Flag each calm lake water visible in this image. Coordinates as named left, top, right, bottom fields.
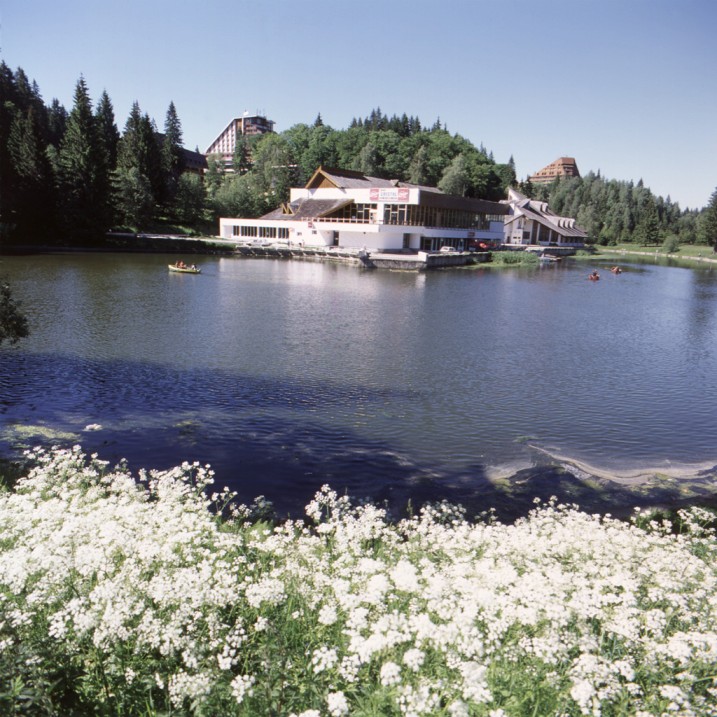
left=1, top=252, right=716, bottom=518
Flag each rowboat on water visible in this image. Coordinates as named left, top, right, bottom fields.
left=168, top=263, right=201, bottom=274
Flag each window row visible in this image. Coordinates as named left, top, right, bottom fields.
left=323, top=202, right=503, bottom=229
left=232, top=225, right=290, bottom=239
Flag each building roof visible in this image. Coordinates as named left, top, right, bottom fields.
left=503, top=188, right=587, bottom=238
left=261, top=197, right=353, bottom=220
left=303, top=167, right=508, bottom=214
left=305, top=166, right=403, bottom=190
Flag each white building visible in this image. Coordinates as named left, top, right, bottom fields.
left=502, top=188, right=588, bottom=246
left=219, top=167, right=508, bottom=252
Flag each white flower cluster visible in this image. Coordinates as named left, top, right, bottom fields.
left=2, top=449, right=717, bottom=716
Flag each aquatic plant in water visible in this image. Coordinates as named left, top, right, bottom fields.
left=1, top=446, right=716, bottom=716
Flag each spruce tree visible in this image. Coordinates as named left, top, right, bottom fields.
left=117, top=102, right=162, bottom=210
left=95, top=90, right=120, bottom=170
left=161, top=101, right=184, bottom=210
left=0, top=64, right=19, bottom=229
left=47, top=99, right=68, bottom=148
left=700, top=186, right=717, bottom=251
left=7, top=107, right=55, bottom=237
left=56, top=77, right=110, bottom=242
left=117, top=101, right=143, bottom=171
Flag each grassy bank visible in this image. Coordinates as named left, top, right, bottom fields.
left=602, top=243, right=715, bottom=259
left=2, top=447, right=717, bottom=716
left=589, top=243, right=717, bottom=264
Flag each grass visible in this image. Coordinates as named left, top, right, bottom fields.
left=595, top=243, right=716, bottom=260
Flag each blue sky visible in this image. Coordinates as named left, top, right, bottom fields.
left=2, top=0, right=715, bottom=209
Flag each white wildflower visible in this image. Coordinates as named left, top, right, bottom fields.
left=311, top=645, right=338, bottom=673
left=448, top=701, right=470, bottom=717
left=327, top=690, right=349, bottom=716
left=230, top=674, right=255, bottom=704
left=318, top=603, right=338, bottom=626
left=380, top=661, right=401, bottom=686
left=403, top=648, right=425, bottom=672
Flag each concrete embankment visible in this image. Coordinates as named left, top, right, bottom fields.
left=232, top=243, right=493, bottom=270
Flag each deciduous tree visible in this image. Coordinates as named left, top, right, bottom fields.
left=0, top=281, right=29, bottom=345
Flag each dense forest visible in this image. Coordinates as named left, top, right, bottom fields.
left=1, top=63, right=715, bottom=249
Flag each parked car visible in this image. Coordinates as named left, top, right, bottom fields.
left=440, top=245, right=458, bottom=252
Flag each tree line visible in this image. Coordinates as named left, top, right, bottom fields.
left=1, top=63, right=715, bottom=250
left=522, top=173, right=714, bottom=249
left=0, top=63, right=203, bottom=245
left=205, top=108, right=515, bottom=223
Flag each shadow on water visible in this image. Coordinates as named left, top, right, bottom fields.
left=2, top=351, right=717, bottom=523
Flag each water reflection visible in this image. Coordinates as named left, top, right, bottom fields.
left=1, top=252, right=716, bottom=519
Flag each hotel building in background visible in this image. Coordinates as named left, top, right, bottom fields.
left=205, top=112, right=275, bottom=170
left=528, top=157, right=581, bottom=185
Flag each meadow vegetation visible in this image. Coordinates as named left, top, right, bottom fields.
left=2, top=446, right=717, bottom=716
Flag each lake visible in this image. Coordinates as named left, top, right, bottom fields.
left=1, top=252, right=716, bottom=519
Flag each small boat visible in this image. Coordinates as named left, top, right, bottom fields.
left=539, top=254, right=561, bottom=263
left=168, top=263, right=201, bottom=274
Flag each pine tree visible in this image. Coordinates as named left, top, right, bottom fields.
left=47, top=99, right=68, bottom=148
left=56, top=77, right=110, bottom=242
left=117, top=102, right=162, bottom=208
left=699, top=186, right=717, bottom=251
left=7, top=106, right=55, bottom=236
left=95, top=90, right=120, bottom=170
left=117, top=102, right=143, bottom=171
left=161, top=101, right=184, bottom=209
left=634, top=196, right=661, bottom=245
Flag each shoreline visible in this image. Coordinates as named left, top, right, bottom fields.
left=528, top=444, right=717, bottom=486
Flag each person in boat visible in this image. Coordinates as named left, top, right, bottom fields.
left=176, top=260, right=186, bottom=269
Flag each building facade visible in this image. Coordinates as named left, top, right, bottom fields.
left=205, top=112, right=275, bottom=170
left=528, top=157, right=580, bottom=185
left=502, top=188, right=587, bottom=246
left=219, top=167, right=508, bottom=252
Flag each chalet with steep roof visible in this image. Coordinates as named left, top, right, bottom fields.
left=219, top=167, right=508, bottom=252
left=502, top=188, right=587, bottom=246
